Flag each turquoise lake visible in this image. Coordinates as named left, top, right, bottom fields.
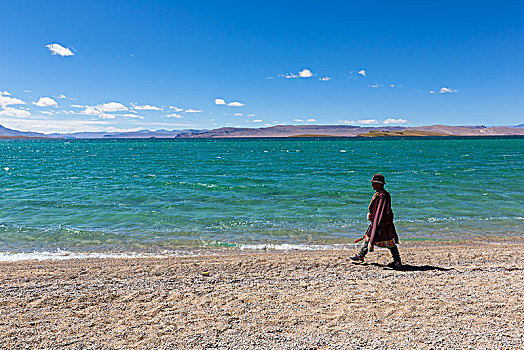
left=0, top=137, right=522, bottom=254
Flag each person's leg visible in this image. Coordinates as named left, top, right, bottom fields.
left=388, top=245, right=401, bottom=264
left=350, top=242, right=368, bottom=261
left=358, top=244, right=369, bottom=258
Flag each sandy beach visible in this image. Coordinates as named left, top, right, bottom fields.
left=1, top=241, right=523, bottom=349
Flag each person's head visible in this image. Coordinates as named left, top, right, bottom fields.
left=370, top=174, right=386, bottom=190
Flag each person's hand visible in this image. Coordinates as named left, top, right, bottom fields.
left=367, top=213, right=371, bottom=221
left=368, top=243, right=374, bottom=252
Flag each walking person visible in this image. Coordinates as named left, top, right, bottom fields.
left=350, top=174, right=402, bottom=268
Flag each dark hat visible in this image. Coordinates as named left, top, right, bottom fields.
left=370, top=174, right=386, bottom=184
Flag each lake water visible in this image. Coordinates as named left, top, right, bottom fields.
left=0, top=137, right=522, bottom=258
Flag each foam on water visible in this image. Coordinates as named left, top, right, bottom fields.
left=0, top=249, right=197, bottom=262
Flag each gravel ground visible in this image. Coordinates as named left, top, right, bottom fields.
left=1, top=241, right=523, bottom=349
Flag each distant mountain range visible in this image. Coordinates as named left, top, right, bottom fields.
left=1, top=124, right=523, bottom=139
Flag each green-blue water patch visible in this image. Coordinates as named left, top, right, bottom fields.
left=0, top=137, right=522, bottom=252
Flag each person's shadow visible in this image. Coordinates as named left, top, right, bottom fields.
left=367, top=262, right=452, bottom=271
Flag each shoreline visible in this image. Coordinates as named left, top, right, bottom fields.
left=1, top=236, right=524, bottom=262
left=1, top=241, right=523, bottom=348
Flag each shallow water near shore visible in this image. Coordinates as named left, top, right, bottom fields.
left=0, top=137, right=522, bottom=256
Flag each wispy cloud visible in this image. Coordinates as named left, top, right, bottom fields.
left=294, top=119, right=304, bottom=122
left=306, top=118, right=316, bottom=122
left=279, top=68, right=315, bottom=79
left=383, top=118, right=408, bottom=124
left=132, top=104, right=162, bottom=111
left=215, top=98, right=245, bottom=107
left=348, top=69, right=367, bottom=79
left=33, top=97, right=58, bottom=107
left=319, top=76, right=331, bottom=81
left=369, top=84, right=384, bottom=88
left=170, top=106, right=184, bottom=112
left=46, top=43, right=74, bottom=57
left=0, top=95, right=25, bottom=106
left=252, top=119, right=263, bottom=123
left=1, top=91, right=11, bottom=96
left=185, top=109, right=202, bottom=113
left=227, top=101, right=244, bottom=107
left=339, top=119, right=379, bottom=125
left=439, top=87, right=458, bottom=93
left=0, top=107, right=31, bottom=118
left=234, top=113, right=243, bottom=116
left=80, top=102, right=128, bottom=118
left=430, top=87, right=458, bottom=94
left=118, top=113, right=144, bottom=119
left=39, top=111, right=57, bottom=116
left=165, top=113, right=183, bottom=118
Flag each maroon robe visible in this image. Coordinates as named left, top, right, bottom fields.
left=365, top=188, right=399, bottom=247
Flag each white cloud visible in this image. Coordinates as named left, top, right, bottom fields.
left=33, top=97, right=58, bottom=107
left=234, top=113, right=243, bottom=116
left=0, top=95, right=25, bottom=106
left=306, top=118, right=316, bottom=122
left=23, top=90, right=32, bottom=93
left=358, top=70, right=366, bottom=77
left=339, top=119, right=379, bottom=125
left=79, top=102, right=128, bottom=118
left=165, top=113, right=183, bottom=118
left=39, top=111, right=57, bottom=116
left=70, top=104, right=84, bottom=108
left=170, top=106, right=184, bottom=112
left=132, top=104, right=162, bottom=110
left=0, top=117, right=144, bottom=134
left=252, top=119, right=263, bottom=123
left=185, top=109, right=202, bottom=113
left=369, top=84, right=384, bottom=88
left=294, top=119, right=304, bottom=122
left=118, top=113, right=144, bottom=119
left=358, top=119, right=378, bottom=124
left=93, top=102, right=128, bottom=112
left=46, top=43, right=74, bottom=57
left=0, top=107, right=31, bottom=118
left=57, top=94, right=67, bottom=99
left=439, top=87, right=458, bottom=93
left=247, top=114, right=256, bottom=117
left=383, top=118, right=408, bottom=124
left=1, top=91, right=11, bottom=95
left=429, top=91, right=436, bottom=94
left=215, top=98, right=245, bottom=107
left=299, top=69, right=313, bottom=78
left=319, top=77, right=331, bottom=81
left=227, top=101, right=244, bottom=107
left=279, top=68, right=316, bottom=79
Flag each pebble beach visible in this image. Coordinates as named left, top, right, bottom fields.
left=1, top=240, right=523, bottom=349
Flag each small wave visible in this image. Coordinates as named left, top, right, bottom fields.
left=0, top=249, right=196, bottom=262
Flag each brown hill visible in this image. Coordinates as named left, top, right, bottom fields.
left=357, top=130, right=448, bottom=137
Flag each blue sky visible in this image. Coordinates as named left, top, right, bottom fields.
left=1, top=1, right=523, bottom=133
